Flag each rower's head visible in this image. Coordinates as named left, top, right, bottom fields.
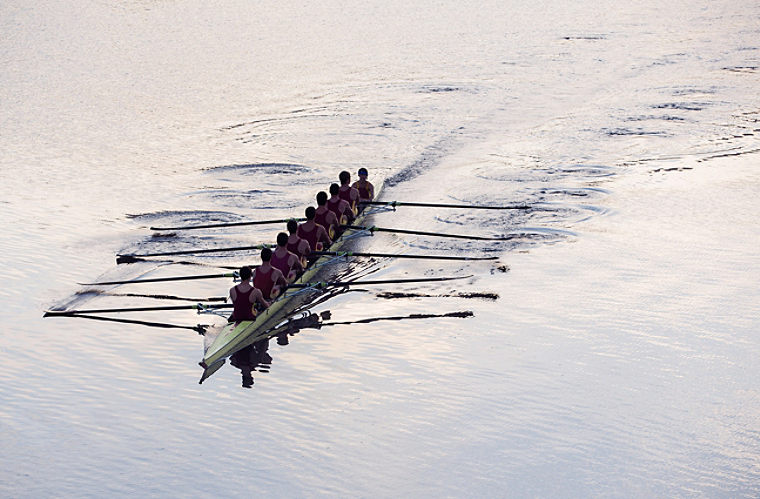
left=339, top=170, right=350, bottom=185
left=329, top=183, right=340, bottom=196
left=357, top=167, right=368, bottom=179
left=305, top=206, right=316, bottom=220
left=239, top=266, right=252, bottom=281
left=260, top=247, right=272, bottom=262
left=316, top=191, right=328, bottom=206
left=276, top=232, right=288, bottom=247
left=287, top=219, right=298, bottom=234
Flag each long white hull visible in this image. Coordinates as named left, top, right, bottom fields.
left=199, top=184, right=381, bottom=382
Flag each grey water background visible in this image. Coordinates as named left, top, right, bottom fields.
left=2, top=0, right=760, bottom=496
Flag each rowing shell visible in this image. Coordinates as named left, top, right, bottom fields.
left=199, top=183, right=383, bottom=383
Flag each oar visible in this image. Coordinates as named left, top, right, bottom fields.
left=44, top=303, right=231, bottom=316
left=79, top=272, right=237, bottom=286
left=310, top=250, right=497, bottom=261
left=288, top=274, right=471, bottom=289
left=42, top=313, right=209, bottom=334
left=323, top=310, right=474, bottom=326
left=343, top=225, right=518, bottom=241
left=150, top=218, right=304, bottom=231
left=117, top=244, right=271, bottom=263
left=101, top=292, right=228, bottom=303
left=361, top=200, right=532, bottom=210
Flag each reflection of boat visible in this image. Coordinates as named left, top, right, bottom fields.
left=199, top=184, right=382, bottom=383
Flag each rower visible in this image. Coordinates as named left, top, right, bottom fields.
left=252, top=247, right=288, bottom=301
left=229, top=266, right=270, bottom=323
left=271, top=232, right=304, bottom=283
left=314, top=191, right=339, bottom=238
left=286, top=219, right=311, bottom=266
left=338, top=170, right=360, bottom=214
left=327, top=183, right=354, bottom=226
left=352, top=167, right=375, bottom=203
left=297, top=206, right=332, bottom=252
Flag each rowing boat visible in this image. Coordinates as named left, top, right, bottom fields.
left=199, top=182, right=383, bottom=382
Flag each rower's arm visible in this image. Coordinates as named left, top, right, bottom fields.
left=273, top=269, right=288, bottom=287
left=250, top=288, right=270, bottom=308
left=291, top=254, right=304, bottom=272
left=300, top=239, right=311, bottom=256
left=319, top=226, right=332, bottom=245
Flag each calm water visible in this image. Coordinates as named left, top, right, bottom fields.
left=2, top=0, right=759, bottom=496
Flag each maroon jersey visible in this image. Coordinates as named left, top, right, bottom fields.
left=287, top=235, right=310, bottom=257
left=327, top=197, right=344, bottom=219
left=253, top=266, right=275, bottom=300
left=270, top=249, right=292, bottom=277
left=232, top=284, right=256, bottom=323
left=339, top=185, right=358, bottom=204
left=314, top=207, right=333, bottom=232
left=297, top=224, right=320, bottom=252
left=355, top=182, right=371, bottom=200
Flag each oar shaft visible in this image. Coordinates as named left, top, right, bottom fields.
left=288, top=275, right=471, bottom=288
left=344, top=225, right=515, bottom=241
left=361, top=201, right=531, bottom=210
left=150, top=218, right=304, bottom=231
left=118, top=244, right=271, bottom=259
left=311, top=251, right=497, bottom=261
left=79, top=273, right=236, bottom=286
left=44, top=304, right=231, bottom=315
left=44, top=313, right=208, bottom=333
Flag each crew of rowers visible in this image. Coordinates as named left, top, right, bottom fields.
left=229, top=168, right=375, bottom=322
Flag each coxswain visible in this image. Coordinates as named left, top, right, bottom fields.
left=297, top=206, right=332, bottom=252
left=314, top=191, right=339, bottom=238
left=271, top=232, right=304, bottom=283
left=252, top=247, right=288, bottom=301
left=338, top=170, right=360, bottom=214
left=352, top=167, right=375, bottom=203
left=286, top=219, right=311, bottom=265
left=229, top=266, right=270, bottom=323
left=327, top=183, right=354, bottom=226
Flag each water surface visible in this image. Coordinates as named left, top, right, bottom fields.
left=1, top=0, right=759, bottom=496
